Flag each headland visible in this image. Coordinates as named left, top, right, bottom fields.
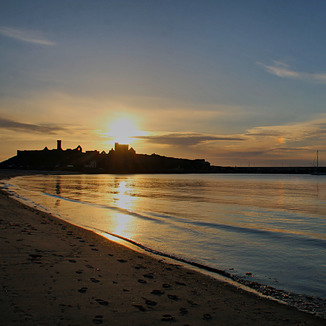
left=0, top=140, right=324, bottom=174
left=0, top=140, right=210, bottom=174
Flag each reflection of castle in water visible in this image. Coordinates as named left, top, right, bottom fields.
left=2, top=140, right=211, bottom=173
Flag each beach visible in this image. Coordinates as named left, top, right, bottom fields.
left=0, top=172, right=325, bottom=325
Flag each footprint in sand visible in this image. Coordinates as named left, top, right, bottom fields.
left=144, top=299, right=157, bottom=306
left=92, top=315, right=103, bottom=324
left=161, top=314, right=175, bottom=322
left=151, top=290, right=164, bottom=296
left=203, top=313, right=212, bottom=320
left=95, top=299, right=109, bottom=306
left=29, top=254, right=42, bottom=260
left=179, top=307, right=188, bottom=315
left=168, top=294, right=179, bottom=301
left=162, top=284, right=171, bottom=289
left=175, top=281, right=186, bottom=286
left=133, top=304, right=146, bottom=311
left=143, top=273, right=154, bottom=279
left=90, top=278, right=100, bottom=283
left=134, top=264, right=146, bottom=270
left=138, top=279, right=147, bottom=284
left=78, top=287, right=88, bottom=293
left=187, top=300, right=198, bottom=307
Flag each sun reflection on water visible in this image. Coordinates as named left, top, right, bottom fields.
left=111, top=179, right=137, bottom=237
left=114, top=180, right=134, bottom=209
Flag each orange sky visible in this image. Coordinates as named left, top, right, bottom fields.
left=1, top=1, right=326, bottom=166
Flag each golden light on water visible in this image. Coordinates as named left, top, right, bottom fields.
left=115, top=180, right=134, bottom=210
left=111, top=179, right=137, bottom=236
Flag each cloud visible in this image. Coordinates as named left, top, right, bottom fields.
left=0, top=117, right=67, bottom=134
left=245, top=114, right=326, bottom=146
left=273, top=147, right=307, bottom=152
left=136, top=132, right=244, bottom=147
left=0, top=26, right=55, bottom=45
left=258, top=61, right=326, bottom=83
left=199, top=115, right=326, bottom=166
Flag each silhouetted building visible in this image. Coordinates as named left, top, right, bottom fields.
left=1, top=140, right=212, bottom=173
left=57, top=140, right=62, bottom=151
left=115, top=142, right=128, bottom=153
left=2, top=140, right=322, bottom=173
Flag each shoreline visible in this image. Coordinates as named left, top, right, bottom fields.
left=94, top=226, right=326, bottom=319
left=0, top=170, right=325, bottom=325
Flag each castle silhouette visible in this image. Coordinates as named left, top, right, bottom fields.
left=0, top=140, right=211, bottom=173
left=2, top=140, right=320, bottom=174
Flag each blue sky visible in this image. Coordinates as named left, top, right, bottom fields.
left=1, top=0, right=326, bottom=166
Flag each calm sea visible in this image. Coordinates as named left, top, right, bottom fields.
left=3, top=173, right=326, bottom=311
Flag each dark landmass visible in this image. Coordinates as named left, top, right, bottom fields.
left=210, top=165, right=326, bottom=174
left=0, top=140, right=210, bottom=174
left=1, top=140, right=324, bottom=174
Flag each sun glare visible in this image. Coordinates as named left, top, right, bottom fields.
left=108, top=117, right=142, bottom=145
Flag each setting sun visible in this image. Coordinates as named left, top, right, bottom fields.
left=107, top=117, right=142, bottom=145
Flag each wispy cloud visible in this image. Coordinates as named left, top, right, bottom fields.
left=0, top=26, right=55, bottom=46
left=136, top=132, right=244, bottom=147
left=258, top=61, right=326, bottom=83
left=198, top=115, right=326, bottom=166
left=245, top=115, right=326, bottom=146
left=0, top=117, right=66, bottom=134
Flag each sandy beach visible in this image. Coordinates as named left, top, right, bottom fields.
left=0, top=172, right=325, bottom=325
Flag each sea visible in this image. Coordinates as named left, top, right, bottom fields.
left=2, top=173, right=326, bottom=317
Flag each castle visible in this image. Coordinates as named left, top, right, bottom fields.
left=2, top=141, right=322, bottom=174
left=1, top=140, right=210, bottom=173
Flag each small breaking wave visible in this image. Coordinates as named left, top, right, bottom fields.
left=88, top=226, right=326, bottom=320
left=42, top=191, right=326, bottom=250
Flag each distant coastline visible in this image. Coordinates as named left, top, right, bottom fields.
left=0, top=140, right=324, bottom=174
left=210, top=165, right=326, bottom=174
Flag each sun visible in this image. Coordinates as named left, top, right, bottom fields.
left=107, top=117, right=142, bottom=145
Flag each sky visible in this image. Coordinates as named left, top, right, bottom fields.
left=1, top=0, right=326, bottom=167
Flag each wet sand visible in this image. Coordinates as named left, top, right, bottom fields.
left=0, top=171, right=325, bottom=325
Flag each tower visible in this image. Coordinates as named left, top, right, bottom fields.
left=57, top=140, right=62, bottom=151
left=115, top=142, right=129, bottom=153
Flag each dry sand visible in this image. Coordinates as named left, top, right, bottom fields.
left=0, top=171, right=325, bottom=325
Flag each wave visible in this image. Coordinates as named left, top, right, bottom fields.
left=42, top=191, right=168, bottom=224
left=41, top=191, right=326, bottom=250
left=185, top=220, right=326, bottom=248
left=3, top=180, right=326, bottom=319
left=87, top=226, right=326, bottom=320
